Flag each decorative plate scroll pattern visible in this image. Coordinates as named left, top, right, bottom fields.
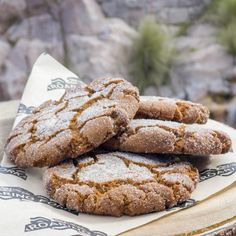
left=0, top=186, right=78, bottom=215
left=166, top=198, right=196, bottom=211
left=47, top=77, right=82, bottom=91
left=25, top=216, right=108, bottom=236
left=0, top=166, right=27, bottom=180
left=17, top=103, right=34, bottom=114
left=200, top=162, right=236, bottom=182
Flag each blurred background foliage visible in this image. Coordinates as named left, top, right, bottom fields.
left=205, top=0, right=236, bottom=58
left=129, top=17, right=174, bottom=93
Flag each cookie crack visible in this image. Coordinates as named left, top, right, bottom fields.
left=51, top=172, right=157, bottom=194
left=135, top=183, right=173, bottom=209
left=122, top=88, right=139, bottom=102
left=64, top=186, right=96, bottom=211
left=158, top=178, right=191, bottom=203
left=175, top=101, right=209, bottom=124
left=50, top=163, right=198, bottom=196
left=111, top=153, right=167, bottom=169
left=54, top=100, right=69, bottom=115
left=101, top=79, right=125, bottom=88
left=14, top=95, right=115, bottom=158
left=214, top=130, right=232, bottom=153
left=94, top=79, right=139, bottom=102
left=10, top=82, right=132, bottom=158
left=111, top=154, right=198, bottom=184
left=45, top=152, right=199, bottom=216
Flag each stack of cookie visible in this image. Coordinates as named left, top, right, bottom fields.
left=5, top=77, right=232, bottom=217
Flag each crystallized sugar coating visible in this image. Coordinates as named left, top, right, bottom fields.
left=43, top=151, right=199, bottom=217
left=136, top=96, right=210, bottom=124
left=104, top=119, right=232, bottom=156
left=79, top=155, right=155, bottom=183
left=5, top=77, right=139, bottom=167
left=112, top=151, right=172, bottom=166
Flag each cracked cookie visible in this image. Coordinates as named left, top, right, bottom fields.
left=5, top=77, right=139, bottom=167
left=104, top=119, right=232, bottom=156
left=136, top=96, right=209, bottom=124
left=43, top=151, right=199, bottom=216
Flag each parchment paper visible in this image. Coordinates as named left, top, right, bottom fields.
left=0, top=53, right=235, bottom=236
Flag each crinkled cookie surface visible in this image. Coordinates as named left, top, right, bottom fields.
left=5, top=78, right=139, bottom=167
left=43, top=151, right=199, bottom=216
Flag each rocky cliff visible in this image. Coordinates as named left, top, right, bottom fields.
left=0, top=0, right=236, bottom=126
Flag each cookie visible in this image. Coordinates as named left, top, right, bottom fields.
left=104, top=119, right=232, bottom=156
left=136, top=96, right=210, bottom=124
left=5, top=77, right=139, bottom=167
left=43, top=151, right=199, bottom=216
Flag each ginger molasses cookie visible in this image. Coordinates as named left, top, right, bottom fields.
left=136, top=96, right=209, bottom=124
left=43, top=151, right=199, bottom=216
left=104, top=119, right=231, bottom=156
left=5, top=77, right=139, bottom=167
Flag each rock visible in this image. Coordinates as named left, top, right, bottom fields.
left=183, top=75, right=210, bottom=101
left=158, top=85, right=175, bottom=97
left=143, top=86, right=159, bottom=96
left=173, top=36, right=214, bottom=52
left=6, top=20, right=29, bottom=44
left=0, top=24, right=5, bottom=34
left=29, top=14, right=62, bottom=42
left=226, top=66, right=236, bottom=82
left=6, top=14, right=62, bottom=44
left=177, top=0, right=208, bottom=7
left=171, top=22, right=234, bottom=102
left=177, top=45, right=233, bottom=70
left=187, top=23, right=217, bottom=37
left=7, top=39, right=29, bottom=72
left=2, top=38, right=64, bottom=99
left=0, top=83, right=8, bottom=101
left=203, top=96, right=236, bottom=128
left=171, top=43, right=234, bottom=101
left=7, top=38, right=64, bottom=72
left=226, top=99, right=236, bottom=128
left=0, top=39, right=10, bottom=68
left=0, top=61, right=27, bottom=100
left=64, top=0, right=136, bottom=83
left=156, top=1, right=210, bottom=24
left=143, top=85, right=174, bottom=97
left=1, top=0, right=137, bottom=100
left=0, top=0, right=26, bottom=34
left=0, top=0, right=26, bottom=23
left=208, top=79, right=230, bottom=95
left=203, top=97, right=228, bottom=123
left=27, top=39, right=64, bottom=68
left=226, top=67, right=236, bottom=95
left=98, top=18, right=136, bottom=46
left=66, top=32, right=132, bottom=83
left=66, top=35, right=113, bottom=82
left=157, top=8, right=190, bottom=24
left=97, top=0, right=146, bottom=27
left=25, top=0, right=48, bottom=17
left=60, top=0, right=105, bottom=35
left=25, top=0, right=60, bottom=20
left=97, top=0, right=212, bottom=27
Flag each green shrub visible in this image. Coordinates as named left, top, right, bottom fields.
left=216, top=0, right=236, bottom=56
left=219, top=20, right=236, bottom=57
left=177, top=22, right=190, bottom=36
left=129, top=17, right=174, bottom=93
left=202, top=0, right=221, bottom=22
left=214, top=0, right=236, bottom=26
left=203, top=0, right=236, bottom=24
left=205, top=0, right=236, bottom=57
